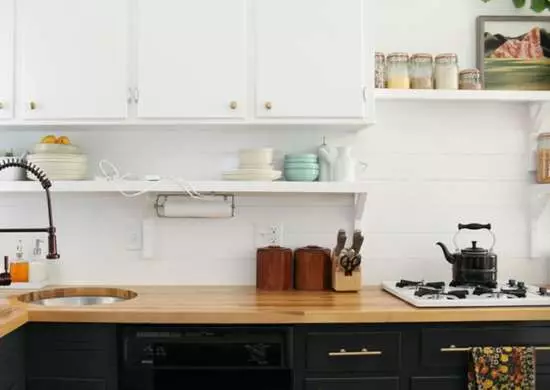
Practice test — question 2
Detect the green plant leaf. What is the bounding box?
[531,0,546,12]
[514,0,527,7]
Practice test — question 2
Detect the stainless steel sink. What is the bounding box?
[17,287,137,307]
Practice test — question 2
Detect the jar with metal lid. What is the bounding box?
[459,69,482,90]
[410,53,433,89]
[256,246,293,291]
[375,52,386,88]
[435,53,459,90]
[386,52,410,89]
[537,133,550,183]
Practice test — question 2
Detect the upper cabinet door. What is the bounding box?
[255,0,364,119]
[17,0,128,120]
[137,0,247,119]
[0,0,14,119]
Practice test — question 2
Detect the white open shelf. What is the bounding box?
[0,180,369,194]
[375,89,550,103]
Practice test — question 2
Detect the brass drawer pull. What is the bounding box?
[328,348,382,357]
[441,345,550,353]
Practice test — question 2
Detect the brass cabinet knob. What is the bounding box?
[229,101,238,110]
[264,101,272,111]
[29,101,37,110]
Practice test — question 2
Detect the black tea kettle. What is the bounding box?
[436,223,497,286]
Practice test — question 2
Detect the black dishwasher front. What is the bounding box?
[120,326,293,390]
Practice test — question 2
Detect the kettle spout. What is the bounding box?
[436,242,456,264]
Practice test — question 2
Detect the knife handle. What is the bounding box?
[351,230,364,253]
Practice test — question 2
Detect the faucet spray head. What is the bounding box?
[47,227,60,260]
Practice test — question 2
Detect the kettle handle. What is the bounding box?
[453,224,496,252]
[458,223,491,231]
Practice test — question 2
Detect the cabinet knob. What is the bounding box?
[29,101,37,110]
[264,101,273,110]
[229,101,238,110]
[0,102,4,110]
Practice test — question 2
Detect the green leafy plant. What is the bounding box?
[482,0,550,12]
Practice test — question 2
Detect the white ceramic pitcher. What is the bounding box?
[333,146,367,182]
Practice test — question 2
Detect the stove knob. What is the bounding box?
[540,287,548,296]
[508,279,516,287]
[517,281,526,290]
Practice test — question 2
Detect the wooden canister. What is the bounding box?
[294,246,331,291]
[256,246,293,291]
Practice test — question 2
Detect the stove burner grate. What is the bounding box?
[396,280,445,289]
[414,287,468,300]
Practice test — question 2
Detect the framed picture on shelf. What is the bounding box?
[477,16,550,90]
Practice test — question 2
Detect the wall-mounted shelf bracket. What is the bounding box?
[529,186,550,258]
[354,192,368,230]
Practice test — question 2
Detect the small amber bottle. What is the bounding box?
[10,240,29,283]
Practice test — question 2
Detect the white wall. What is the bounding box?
[0,0,547,285]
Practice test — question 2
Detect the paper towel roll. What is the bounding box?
[160,198,233,218]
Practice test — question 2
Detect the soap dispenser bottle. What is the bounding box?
[318,137,335,182]
[10,240,29,283]
[30,239,47,284]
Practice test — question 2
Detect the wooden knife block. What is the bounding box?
[331,252,362,292]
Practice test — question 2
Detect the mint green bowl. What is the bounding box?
[284,153,318,163]
[284,168,319,182]
[284,161,320,169]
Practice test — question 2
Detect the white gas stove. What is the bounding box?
[382,280,550,308]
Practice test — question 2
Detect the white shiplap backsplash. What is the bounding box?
[0,0,548,285]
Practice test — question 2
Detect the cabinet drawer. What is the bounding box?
[306,332,401,372]
[305,377,399,390]
[28,378,106,390]
[411,376,466,390]
[27,323,115,350]
[421,327,550,368]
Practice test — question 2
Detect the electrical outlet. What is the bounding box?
[254,223,284,247]
[125,220,142,251]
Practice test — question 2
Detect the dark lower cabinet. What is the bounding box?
[11,321,550,390]
[410,376,465,390]
[28,378,106,390]
[26,323,117,390]
[305,377,400,390]
[0,328,25,390]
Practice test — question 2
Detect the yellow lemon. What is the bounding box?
[40,135,57,144]
[56,136,71,145]
[483,379,494,389]
[499,365,509,373]
[500,354,509,363]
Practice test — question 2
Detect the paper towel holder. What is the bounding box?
[154,193,236,219]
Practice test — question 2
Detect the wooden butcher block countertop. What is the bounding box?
[0,306,27,338]
[0,286,549,332]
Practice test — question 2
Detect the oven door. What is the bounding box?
[121,367,292,390]
[120,326,293,390]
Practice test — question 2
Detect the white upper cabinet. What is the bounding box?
[137,0,247,119]
[0,0,14,120]
[17,0,129,120]
[254,0,365,119]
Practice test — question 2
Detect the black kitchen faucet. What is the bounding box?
[0,158,59,259]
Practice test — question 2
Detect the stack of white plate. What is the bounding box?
[27,144,88,181]
[223,148,281,181]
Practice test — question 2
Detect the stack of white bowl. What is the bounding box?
[223,148,281,181]
[27,143,88,181]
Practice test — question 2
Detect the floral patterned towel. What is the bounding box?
[468,346,536,390]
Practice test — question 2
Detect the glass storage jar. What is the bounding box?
[410,53,433,89]
[537,133,550,183]
[375,52,386,88]
[386,52,410,89]
[435,53,459,90]
[459,69,482,90]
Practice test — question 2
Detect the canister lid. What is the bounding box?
[411,53,433,63]
[387,52,409,62]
